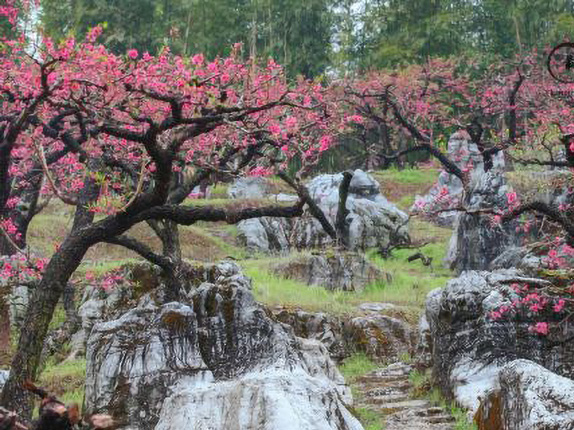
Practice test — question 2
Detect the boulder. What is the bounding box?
[475,359,574,430]
[444,171,520,273]
[425,270,574,413]
[85,262,363,430]
[273,304,415,363]
[271,252,389,292]
[237,170,409,253]
[412,131,504,226]
[227,177,271,199]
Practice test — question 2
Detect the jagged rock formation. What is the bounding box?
[236,170,409,253]
[412,131,504,226]
[444,172,520,273]
[475,359,574,430]
[425,270,574,414]
[271,252,389,291]
[69,263,164,358]
[355,363,455,430]
[84,262,363,430]
[273,304,414,363]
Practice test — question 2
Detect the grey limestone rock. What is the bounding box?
[85,262,363,430]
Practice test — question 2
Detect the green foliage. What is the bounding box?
[40,0,333,78]
[333,0,574,73]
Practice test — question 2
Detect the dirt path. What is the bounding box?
[355,362,455,430]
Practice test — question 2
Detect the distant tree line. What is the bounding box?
[27,0,574,78]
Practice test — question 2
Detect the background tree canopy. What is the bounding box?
[6,0,574,78]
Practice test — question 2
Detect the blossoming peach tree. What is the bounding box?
[344,53,573,336]
[0,5,340,414]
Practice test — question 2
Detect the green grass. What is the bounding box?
[39,357,87,409]
[243,244,452,316]
[373,168,439,186]
[426,388,477,430]
[353,407,384,430]
[339,353,378,383]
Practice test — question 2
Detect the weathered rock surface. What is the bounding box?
[236,170,409,253]
[69,264,164,358]
[444,172,520,273]
[85,262,363,430]
[0,370,8,391]
[489,246,543,271]
[475,359,574,430]
[425,270,574,413]
[8,285,28,328]
[272,252,389,291]
[227,177,271,199]
[273,304,415,363]
[412,131,504,226]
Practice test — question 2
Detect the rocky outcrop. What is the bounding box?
[85,262,363,430]
[271,252,389,292]
[273,304,415,363]
[425,270,574,413]
[444,172,520,273]
[412,131,504,226]
[227,177,271,199]
[236,170,409,253]
[475,359,574,430]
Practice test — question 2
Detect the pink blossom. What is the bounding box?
[529,322,549,335]
[127,49,139,60]
[268,124,282,135]
[553,299,566,313]
[506,191,518,205]
[347,115,364,124]
[319,135,333,152]
[192,54,204,66]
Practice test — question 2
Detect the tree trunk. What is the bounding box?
[0,291,10,366]
[0,234,90,416]
[335,172,353,249]
[148,219,183,302]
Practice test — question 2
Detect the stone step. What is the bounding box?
[375,399,432,414]
[414,406,450,417]
[385,424,455,430]
[426,414,457,424]
[364,393,411,404]
[355,374,410,384]
[363,385,410,396]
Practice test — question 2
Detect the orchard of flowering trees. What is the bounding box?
[0,2,352,416]
[0,0,573,426]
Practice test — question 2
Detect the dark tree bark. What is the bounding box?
[0,291,10,366]
[335,171,353,248]
[277,171,337,240]
[147,219,183,302]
